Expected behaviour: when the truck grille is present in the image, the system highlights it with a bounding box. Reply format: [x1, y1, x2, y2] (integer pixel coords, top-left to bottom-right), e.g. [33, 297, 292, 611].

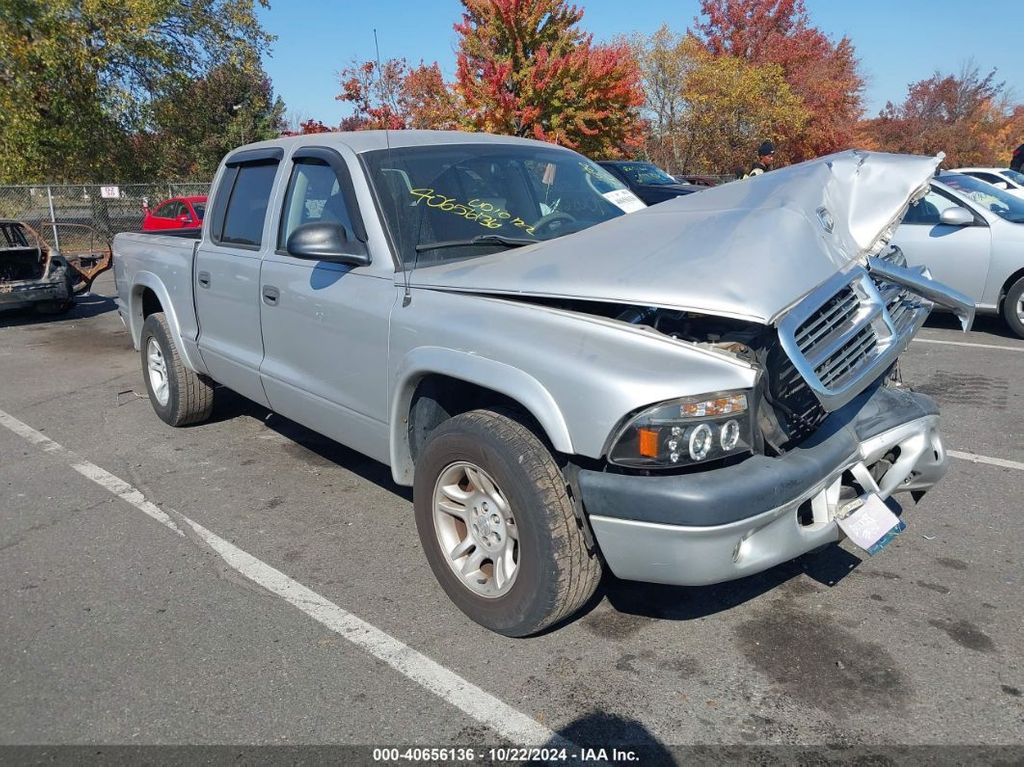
[778, 266, 929, 412]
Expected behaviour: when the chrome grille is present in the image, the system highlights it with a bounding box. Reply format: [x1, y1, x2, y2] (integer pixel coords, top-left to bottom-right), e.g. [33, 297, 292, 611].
[872, 276, 923, 335]
[778, 265, 930, 412]
[817, 325, 878, 388]
[794, 287, 859, 353]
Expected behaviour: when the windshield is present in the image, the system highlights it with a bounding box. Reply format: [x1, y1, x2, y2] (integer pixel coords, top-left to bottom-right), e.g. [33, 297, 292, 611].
[614, 162, 679, 186]
[192, 203, 206, 220]
[939, 173, 1024, 223]
[1001, 168, 1024, 186]
[363, 143, 644, 267]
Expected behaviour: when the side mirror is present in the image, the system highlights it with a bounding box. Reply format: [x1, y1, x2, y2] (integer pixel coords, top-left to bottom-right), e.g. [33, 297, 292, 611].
[286, 222, 369, 266]
[939, 207, 974, 227]
[992, 180, 1009, 190]
[179, 215, 193, 225]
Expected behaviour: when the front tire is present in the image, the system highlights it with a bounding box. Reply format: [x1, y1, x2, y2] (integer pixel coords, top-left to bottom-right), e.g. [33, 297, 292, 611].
[1002, 276, 1024, 338]
[413, 410, 601, 637]
[140, 312, 214, 426]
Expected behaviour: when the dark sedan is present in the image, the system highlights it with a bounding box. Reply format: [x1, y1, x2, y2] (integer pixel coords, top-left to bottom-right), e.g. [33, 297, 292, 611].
[597, 161, 700, 206]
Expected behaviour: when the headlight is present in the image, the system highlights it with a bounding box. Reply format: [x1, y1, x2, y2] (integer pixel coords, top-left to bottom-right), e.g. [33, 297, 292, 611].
[607, 390, 754, 469]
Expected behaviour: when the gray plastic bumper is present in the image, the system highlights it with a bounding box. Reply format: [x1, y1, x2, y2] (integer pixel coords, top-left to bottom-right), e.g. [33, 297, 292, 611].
[580, 386, 946, 586]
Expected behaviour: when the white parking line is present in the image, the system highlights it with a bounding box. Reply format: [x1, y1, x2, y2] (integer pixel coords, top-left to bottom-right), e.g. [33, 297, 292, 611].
[913, 338, 1024, 352]
[949, 450, 1024, 472]
[0, 407, 564, 748]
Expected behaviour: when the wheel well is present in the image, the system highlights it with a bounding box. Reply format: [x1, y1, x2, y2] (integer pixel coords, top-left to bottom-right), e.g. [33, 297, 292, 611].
[408, 374, 550, 464]
[1001, 267, 1024, 305]
[140, 287, 162, 319]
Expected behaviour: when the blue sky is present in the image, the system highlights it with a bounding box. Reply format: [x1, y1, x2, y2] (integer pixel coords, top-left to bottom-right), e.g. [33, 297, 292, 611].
[257, 0, 1024, 127]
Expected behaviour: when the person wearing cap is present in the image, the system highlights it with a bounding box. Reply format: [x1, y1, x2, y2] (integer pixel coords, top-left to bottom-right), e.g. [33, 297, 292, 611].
[745, 141, 775, 177]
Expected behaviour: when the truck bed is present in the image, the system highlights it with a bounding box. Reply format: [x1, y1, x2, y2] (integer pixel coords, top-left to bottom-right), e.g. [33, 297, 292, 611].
[113, 230, 201, 352]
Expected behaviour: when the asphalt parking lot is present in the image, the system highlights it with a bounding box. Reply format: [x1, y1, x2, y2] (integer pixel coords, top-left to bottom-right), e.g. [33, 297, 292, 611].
[1, 271, 1022, 753]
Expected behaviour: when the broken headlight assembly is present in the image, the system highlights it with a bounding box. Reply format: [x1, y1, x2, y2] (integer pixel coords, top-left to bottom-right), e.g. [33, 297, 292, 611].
[607, 390, 755, 469]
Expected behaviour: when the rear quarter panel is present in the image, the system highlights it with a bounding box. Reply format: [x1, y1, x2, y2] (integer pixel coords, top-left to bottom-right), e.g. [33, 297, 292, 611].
[113, 231, 206, 373]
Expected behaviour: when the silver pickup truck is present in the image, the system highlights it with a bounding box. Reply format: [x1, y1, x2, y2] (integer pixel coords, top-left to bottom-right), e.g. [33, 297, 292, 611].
[114, 132, 972, 636]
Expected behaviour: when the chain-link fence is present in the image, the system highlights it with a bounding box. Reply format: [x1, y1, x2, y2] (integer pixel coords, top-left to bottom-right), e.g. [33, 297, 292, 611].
[0, 183, 210, 252]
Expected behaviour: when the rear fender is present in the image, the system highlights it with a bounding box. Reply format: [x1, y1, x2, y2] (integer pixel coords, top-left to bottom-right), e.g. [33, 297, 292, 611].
[130, 272, 206, 373]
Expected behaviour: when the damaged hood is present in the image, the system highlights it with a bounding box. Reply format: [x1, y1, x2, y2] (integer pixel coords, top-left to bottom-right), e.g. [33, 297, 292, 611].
[409, 150, 942, 324]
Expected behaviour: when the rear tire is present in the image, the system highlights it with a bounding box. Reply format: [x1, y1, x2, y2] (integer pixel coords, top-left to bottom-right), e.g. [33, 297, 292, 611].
[413, 409, 601, 637]
[1002, 276, 1024, 339]
[140, 312, 214, 426]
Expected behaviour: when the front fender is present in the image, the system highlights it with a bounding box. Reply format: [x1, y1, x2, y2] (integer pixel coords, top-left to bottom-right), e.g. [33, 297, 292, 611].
[388, 346, 574, 485]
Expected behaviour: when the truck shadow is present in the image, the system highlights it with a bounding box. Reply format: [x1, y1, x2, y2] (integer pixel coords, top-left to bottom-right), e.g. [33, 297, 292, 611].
[206, 386, 412, 502]
[596, 544, 862, 624]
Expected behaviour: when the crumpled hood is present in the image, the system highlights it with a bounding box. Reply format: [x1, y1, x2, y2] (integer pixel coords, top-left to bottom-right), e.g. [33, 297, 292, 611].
[409, 150, 943, 324]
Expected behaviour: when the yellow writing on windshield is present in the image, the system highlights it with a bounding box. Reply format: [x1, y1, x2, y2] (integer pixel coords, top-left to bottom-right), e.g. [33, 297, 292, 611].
[409, 188, 535, 234]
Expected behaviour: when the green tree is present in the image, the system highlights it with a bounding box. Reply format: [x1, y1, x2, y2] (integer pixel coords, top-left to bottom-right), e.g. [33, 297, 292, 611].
[679, 40, 808, 172]
[149, 62, 286, 179]
[0, 0, 273, 182]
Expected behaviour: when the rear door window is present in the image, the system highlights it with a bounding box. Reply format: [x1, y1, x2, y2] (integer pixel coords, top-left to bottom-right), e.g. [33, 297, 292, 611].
[218, 162, 279, 247]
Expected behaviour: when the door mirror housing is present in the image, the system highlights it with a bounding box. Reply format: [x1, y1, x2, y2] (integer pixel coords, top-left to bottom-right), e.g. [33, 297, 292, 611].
[285, 222, 369, 266]
[992, 180, 1010, 190]
[939, 206, 975, 227]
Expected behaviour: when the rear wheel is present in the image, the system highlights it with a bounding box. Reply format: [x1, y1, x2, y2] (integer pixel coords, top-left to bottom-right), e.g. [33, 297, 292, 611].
[413, 409, 601, 637]
[140, 312, 214, 426]
[1002, 276, 1024, 338]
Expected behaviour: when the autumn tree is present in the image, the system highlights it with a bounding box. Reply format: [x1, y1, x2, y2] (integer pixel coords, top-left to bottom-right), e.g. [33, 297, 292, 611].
[337, 59, 460, 130]
[694, 0, 864, 160]
[860, 63, 1020, 167]
[454, 0, 645, 157]
[0, 0, 273, 182]
[633, 30, 806, 173]
[633, 26, 696, 172]
[678, 38, 808, 173]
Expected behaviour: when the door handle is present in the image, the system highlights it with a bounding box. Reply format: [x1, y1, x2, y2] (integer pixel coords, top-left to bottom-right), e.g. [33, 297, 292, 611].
[197, 271, 211, 288]
[262, 285, 280, 306]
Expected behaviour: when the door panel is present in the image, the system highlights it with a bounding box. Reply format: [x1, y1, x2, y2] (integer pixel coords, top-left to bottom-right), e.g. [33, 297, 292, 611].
[258, 260, 397, 463]
[194, 158, 280, 406]
[258, 152, 394, 462]
[194, 245, 269, 405]
[892, 189, 992, 304]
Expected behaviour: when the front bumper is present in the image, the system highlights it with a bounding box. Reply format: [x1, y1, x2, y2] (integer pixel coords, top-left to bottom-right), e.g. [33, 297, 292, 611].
[579, 385, 946, 586]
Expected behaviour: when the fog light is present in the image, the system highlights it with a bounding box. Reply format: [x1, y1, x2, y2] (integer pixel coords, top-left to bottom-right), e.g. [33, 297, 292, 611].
[720, 419, 740, 451]
[689, 424, 713, 461]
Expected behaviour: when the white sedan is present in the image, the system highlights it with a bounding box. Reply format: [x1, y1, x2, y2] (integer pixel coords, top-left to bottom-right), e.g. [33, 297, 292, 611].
[892, 172, 1024, 337]
[951, 167, 1024, 199]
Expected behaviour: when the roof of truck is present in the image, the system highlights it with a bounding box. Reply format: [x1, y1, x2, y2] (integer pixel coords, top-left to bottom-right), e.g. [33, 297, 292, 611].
[232, 130, 556, 156]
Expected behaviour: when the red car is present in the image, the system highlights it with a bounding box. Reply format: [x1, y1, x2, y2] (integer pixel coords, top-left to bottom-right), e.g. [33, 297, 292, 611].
[141, 196, 207, 231]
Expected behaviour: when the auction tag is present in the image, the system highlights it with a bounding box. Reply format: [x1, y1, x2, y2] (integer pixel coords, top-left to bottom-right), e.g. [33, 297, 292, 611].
[602, 189, 646, 213]
[835, 493, 906, 555]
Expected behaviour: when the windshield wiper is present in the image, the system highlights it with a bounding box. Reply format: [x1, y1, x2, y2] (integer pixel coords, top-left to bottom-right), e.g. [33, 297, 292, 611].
[415, 234, 538, 252]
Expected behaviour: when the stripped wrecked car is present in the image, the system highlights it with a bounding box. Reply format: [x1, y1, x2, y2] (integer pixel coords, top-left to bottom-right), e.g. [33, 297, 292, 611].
[0, 220, 111, 315]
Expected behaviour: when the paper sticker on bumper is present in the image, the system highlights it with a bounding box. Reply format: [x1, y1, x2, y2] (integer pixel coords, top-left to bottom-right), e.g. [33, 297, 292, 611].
[836, 493, 906, 555]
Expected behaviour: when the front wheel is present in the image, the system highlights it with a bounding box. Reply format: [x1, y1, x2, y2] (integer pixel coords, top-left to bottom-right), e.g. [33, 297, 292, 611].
[140, 312, 214, 426]
[1002, 276, 1024, 338]
[413, 410, 601, 637]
